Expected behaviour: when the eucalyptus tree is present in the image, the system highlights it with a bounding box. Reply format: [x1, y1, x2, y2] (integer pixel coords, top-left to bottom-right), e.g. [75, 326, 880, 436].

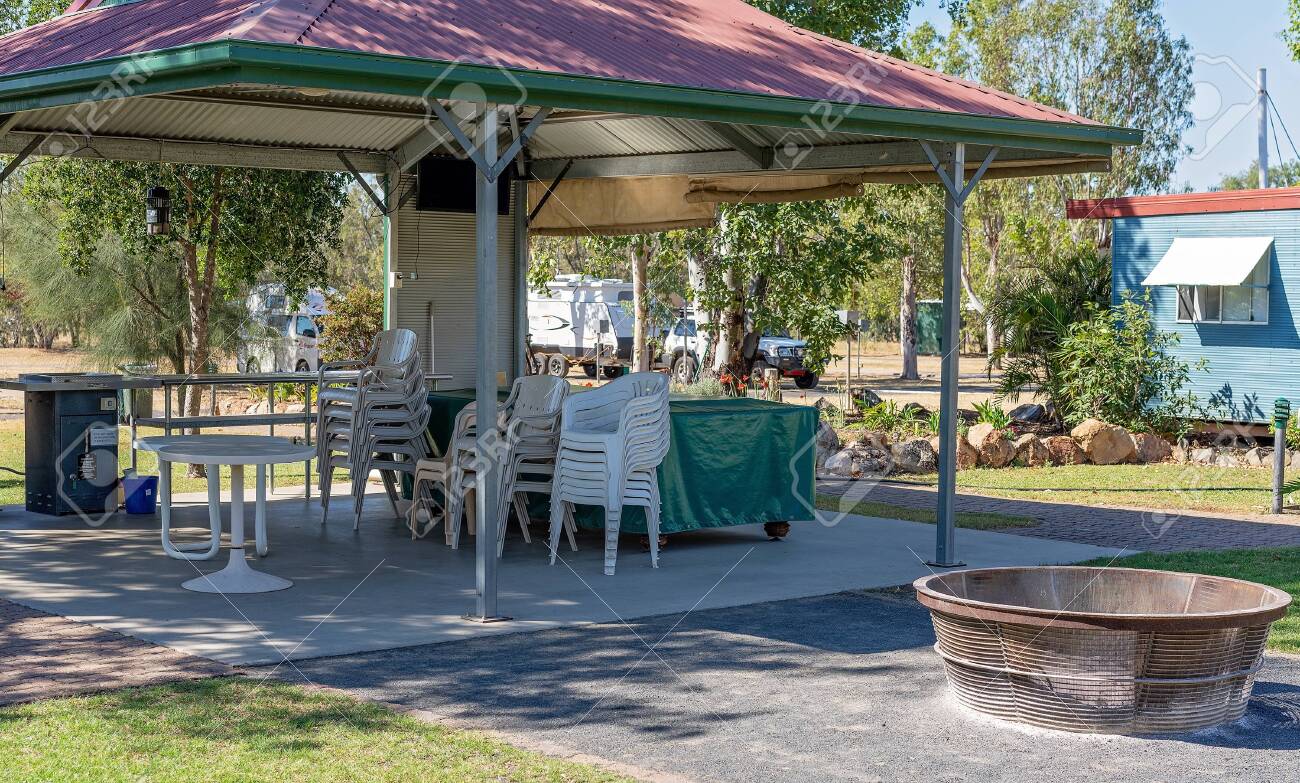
[24, 160, 347, 415]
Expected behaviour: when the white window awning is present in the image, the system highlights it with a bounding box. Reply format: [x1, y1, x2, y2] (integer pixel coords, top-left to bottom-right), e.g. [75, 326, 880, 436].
[1142, 237, 1274, 286]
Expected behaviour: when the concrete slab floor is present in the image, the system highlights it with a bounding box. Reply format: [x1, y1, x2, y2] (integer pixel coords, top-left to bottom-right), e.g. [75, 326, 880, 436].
[0, 493, 1119, 666]
[290, 591, 1300, 783]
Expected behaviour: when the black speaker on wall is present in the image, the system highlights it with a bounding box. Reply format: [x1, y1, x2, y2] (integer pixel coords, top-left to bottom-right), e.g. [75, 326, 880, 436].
[416, 156, 513, 215]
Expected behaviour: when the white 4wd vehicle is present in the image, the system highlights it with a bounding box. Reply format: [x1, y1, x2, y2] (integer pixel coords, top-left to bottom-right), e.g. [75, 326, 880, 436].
[660, 320, 818, 389]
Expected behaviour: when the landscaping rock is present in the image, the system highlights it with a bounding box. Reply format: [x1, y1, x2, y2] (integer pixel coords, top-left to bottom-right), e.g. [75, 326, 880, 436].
[890, 438, 937, 474]
[1244, 447, 1273, 469]
[1071, 419, 1135, 465]
[826, 442, 894, 477]
[854, 431, 890, 451]
[1043, 435, 1087, 466]
[1131, 433, 1173, 464]
[967, 423, 1016, 468]
[1190, 447, 1217, 466]
[854, 389, 884, 409]
[902, 402, 931, 421]
[1291, 451, 1300, 472]
[1013, 434, 1050, 467]
[1215, 451, 1243, 468]
[929, 435, 979, 470]
[815, 421, 840, 454]
[1009, 403, 1048, 424]
[1171, 445, 1189, 464]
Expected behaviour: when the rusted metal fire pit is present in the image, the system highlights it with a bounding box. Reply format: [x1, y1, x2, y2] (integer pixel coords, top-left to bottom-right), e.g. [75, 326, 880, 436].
[914, 567, 1292, 734]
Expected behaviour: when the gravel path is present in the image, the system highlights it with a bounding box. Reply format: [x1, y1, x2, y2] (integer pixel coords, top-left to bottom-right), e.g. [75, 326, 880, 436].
[289, 591, 1300, 783]
[0, 598, 230, 707]
[819, 479, 1300, 553]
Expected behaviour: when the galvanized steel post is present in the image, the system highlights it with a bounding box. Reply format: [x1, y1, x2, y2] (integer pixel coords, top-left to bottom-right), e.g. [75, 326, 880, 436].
[474, 105, 502, 621]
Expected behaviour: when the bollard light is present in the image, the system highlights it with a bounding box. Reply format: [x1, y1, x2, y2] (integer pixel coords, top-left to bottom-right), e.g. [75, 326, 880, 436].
[145, 186, 170, 235]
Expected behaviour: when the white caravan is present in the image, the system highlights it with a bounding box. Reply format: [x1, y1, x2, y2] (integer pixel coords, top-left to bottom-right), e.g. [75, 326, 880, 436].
[528, 276, 635, 379]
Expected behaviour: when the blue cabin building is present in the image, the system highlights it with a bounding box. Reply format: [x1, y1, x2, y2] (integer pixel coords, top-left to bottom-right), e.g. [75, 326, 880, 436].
[1068, 188, 1300, 424]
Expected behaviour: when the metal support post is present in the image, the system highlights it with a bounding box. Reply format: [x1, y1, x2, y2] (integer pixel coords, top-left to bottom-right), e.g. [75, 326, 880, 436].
[920, 141, 999, 568]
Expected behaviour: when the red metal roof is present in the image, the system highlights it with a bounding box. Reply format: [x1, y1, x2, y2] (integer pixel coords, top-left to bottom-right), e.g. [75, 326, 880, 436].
[1066, 187, 1300, 219]
[0, 0, 1097, 126]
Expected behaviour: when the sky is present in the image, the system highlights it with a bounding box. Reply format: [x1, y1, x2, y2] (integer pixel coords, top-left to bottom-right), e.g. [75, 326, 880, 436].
[909, 1, 1300, 191]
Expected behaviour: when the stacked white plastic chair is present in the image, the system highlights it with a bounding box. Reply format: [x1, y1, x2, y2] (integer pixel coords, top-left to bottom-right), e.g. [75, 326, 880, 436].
[409, 375, 573, 555]
[494, 375, 570, 556]
[548, 373, 670, 575]
[315, 329, 427, 528]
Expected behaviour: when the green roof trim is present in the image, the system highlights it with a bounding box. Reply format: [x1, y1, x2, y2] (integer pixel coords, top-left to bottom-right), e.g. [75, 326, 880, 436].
[0, 40, 1143, 157]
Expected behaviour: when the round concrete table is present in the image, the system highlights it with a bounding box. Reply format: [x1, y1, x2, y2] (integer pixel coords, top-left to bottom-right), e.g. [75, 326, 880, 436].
[139, 435, 315, 594]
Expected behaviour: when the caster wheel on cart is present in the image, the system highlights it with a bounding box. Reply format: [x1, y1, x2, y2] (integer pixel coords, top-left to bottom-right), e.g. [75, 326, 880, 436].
[764, 522, 791, 540]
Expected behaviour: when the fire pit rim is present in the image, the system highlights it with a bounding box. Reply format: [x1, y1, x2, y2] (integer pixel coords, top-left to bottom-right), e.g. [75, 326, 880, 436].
[913, 566, 1292, 632]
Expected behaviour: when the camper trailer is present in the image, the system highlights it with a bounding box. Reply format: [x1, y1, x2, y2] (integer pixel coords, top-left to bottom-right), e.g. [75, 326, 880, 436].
[528, 276, 635, 378]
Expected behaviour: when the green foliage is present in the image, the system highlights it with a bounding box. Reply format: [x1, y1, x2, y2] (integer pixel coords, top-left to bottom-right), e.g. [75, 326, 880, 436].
[317, 286, 384, 363]
[972, 400, 1011, 429]
[858, 399, 930, 438]
[1270, 412, 1300, 452]
[1054, 296, 1202, 433]
[1219, 160, 1300, 191]
[696, 200, 893, 374]
[0, 0, 61, 35]
[746, 0, 922, 53]
[990, 238, 1111, 408]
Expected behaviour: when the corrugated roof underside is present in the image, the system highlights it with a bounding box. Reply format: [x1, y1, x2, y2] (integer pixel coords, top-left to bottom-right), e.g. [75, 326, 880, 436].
[0, 0, 1095, 126]
[8, 96, 902, 160]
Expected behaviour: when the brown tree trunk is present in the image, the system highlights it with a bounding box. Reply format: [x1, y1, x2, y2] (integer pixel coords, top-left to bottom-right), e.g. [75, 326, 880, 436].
[899, 253, 919, 381]
[631, 239, 651, 372]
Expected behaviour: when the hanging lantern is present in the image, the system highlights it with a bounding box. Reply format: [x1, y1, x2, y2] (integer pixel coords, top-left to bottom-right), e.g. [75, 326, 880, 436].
[145, 186, 171, 235]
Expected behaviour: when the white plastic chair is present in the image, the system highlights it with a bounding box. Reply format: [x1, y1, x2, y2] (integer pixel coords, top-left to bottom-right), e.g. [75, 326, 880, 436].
[547, 373, 670, 575]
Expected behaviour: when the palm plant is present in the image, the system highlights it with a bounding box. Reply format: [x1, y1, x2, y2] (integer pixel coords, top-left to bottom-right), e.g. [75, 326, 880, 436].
[988, 243, 1111, 415]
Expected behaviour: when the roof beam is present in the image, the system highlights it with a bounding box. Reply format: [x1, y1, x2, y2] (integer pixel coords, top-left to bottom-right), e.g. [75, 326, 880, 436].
[0, 113, 20, 136]
[530, 140, 1081, 180]
[706, 122, 773, 169]
[392, 124, 458, 172]
[0, 134, 45, 186]
[0, 132, 388, 173]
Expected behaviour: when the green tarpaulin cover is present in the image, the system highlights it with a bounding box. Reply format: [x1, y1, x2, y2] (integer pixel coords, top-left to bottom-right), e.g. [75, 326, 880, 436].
[425, 389, 817, 534]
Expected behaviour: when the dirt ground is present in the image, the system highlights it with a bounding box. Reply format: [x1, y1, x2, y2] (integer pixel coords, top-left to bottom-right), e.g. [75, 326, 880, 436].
[0, 349, 90, 411]
[0, 341, 1026, 416]
[787, 340, 1021, 412]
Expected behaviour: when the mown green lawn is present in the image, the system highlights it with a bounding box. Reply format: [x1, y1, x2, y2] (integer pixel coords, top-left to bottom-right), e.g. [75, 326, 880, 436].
[1080, 548, 1300, 654]
[894, 463, 1282, 516]
[0, 679, 631, 783]
[815, 493, 1036, 530]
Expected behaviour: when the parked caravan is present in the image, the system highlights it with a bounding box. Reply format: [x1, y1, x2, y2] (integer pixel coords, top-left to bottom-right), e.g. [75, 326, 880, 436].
[528, 276, 635, 378]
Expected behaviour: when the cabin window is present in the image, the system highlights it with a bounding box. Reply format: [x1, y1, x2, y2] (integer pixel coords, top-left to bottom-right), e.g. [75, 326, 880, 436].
[1174, 260, 1269, 325]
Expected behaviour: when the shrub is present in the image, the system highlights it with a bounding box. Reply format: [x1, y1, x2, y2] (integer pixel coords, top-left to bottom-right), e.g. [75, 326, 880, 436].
[860, 399, 928, 439]
[972, 400, 1011, 429]
[318, 287, 384, 363]
[1054, 296, 1202, 434]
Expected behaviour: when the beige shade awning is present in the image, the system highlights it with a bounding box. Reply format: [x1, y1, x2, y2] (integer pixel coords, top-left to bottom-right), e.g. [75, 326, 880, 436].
[1142, 237, 1274, 286]
[528, 176, 717, 237]
[685, 173, 865, 204]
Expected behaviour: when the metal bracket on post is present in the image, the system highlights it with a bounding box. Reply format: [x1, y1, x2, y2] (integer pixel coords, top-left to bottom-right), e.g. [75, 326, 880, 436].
[338, 152, 389, 214]
[0, 134, 46, 187]
[919, 141, 998, 569]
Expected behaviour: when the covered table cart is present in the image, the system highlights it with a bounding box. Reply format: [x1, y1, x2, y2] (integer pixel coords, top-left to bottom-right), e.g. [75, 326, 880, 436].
[425, 389, 817, 536]
[0, 0, 1139, 618]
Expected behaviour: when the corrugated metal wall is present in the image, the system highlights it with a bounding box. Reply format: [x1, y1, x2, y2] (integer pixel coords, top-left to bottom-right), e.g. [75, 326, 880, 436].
[389, 174, 519, 390]
[1113, 209, 1300, 423]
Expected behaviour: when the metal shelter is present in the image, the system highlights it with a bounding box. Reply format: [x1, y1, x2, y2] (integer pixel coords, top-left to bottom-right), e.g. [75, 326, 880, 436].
[0, 0, 1141, 617]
